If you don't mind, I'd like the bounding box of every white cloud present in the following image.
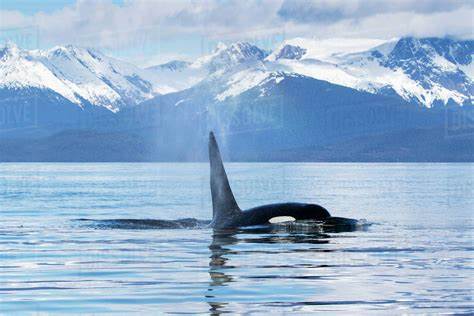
[0,10,30,29]
[278,0,473,22]
[280,7,474,40]
[0,0,472,66]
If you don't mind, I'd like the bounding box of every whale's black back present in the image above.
[235,203,331,227]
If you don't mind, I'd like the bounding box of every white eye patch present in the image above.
[269,216,296,224]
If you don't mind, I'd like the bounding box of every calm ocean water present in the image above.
[0,163,472,314]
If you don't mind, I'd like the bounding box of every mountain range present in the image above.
[0,36,472,161]
[146,37,473,107]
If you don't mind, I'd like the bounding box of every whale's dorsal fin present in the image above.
[209,132,241,227]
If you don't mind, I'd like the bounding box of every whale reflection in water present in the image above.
[75,212,368,315]
[205,222,366,315]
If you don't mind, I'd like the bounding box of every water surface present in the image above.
[0,163,472,314]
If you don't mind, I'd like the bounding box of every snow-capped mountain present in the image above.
[267,37,473,107]
[148,36,472,108]
[134,62,453,161]
[148,60,191,72]
[145,42,269,94]
[194,41,268,72]
[2,36,471,115]
[1,37,472,161]
[267,44,307,61]
[377,37,473,106]
[0,42,160,112]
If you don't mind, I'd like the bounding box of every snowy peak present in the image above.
[386,37,473,66]
[279,37,388,62]
[166,36,472,108]
[215,42,268,63]
[145,42,269,93]
[145,42,270,94]
[150,60,191,72]
[45,45,109,69]
[196,41,268,72]
[268,44,307,61]
[0,43,161,112]
[370,37,473,106]
[0,42,21,60]
[387,37,424,62]
[365,36,474,73]
[1,36,472,115]
[265,36,473,107]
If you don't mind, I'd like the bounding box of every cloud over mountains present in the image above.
[1,0,472,55]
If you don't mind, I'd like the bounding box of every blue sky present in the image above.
[0,0,124,15]
[0,0,472,67]
[0,0,74,15]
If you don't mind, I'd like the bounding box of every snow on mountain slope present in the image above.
[266,37,473,107]
[41,46,157,107]
[146,42,269,94]
[337,51,467,106]
[145,60,207,94]
[0,43,160,112]
[275,58,360,88]
[268,37,388,63]
[215,69,288,101]
[0,43,82,104]
[176,39,385,104]
[182,37,472,108]
[2,37,471,114]
[148,60,191,72]
[338,37,473,106]
[194,41,268,72]
[266,44,307,61]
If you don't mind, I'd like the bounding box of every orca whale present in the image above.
[209,132,357,229]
